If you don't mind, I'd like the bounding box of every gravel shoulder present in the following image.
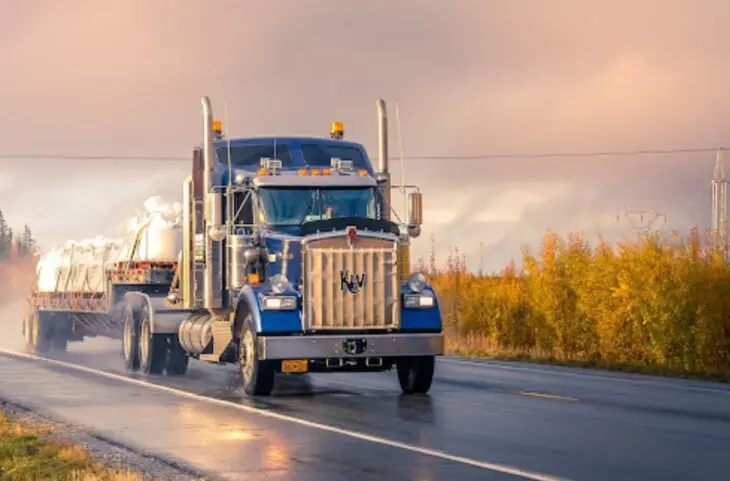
[0,399,220,481]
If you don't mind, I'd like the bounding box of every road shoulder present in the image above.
[0,399,215,481]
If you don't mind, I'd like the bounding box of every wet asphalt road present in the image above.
[1,340,730,481]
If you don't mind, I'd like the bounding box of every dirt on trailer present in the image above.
[0,256,36,350]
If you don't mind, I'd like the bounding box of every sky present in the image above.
[1,0,729,272]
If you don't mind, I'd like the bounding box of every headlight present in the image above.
[407,272,427,293]
[269,274,290,294]
[262,296,297,310]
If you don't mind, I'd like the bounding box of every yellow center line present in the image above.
[517,391,579,402]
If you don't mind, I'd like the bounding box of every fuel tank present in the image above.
[177,312,214,354]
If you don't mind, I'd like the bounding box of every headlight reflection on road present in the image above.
[176,402,292,471]
[262,437,290,470]
[177,403,257,443]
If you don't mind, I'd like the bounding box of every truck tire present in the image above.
[138,306,167,375]
[397,356,435,394]
[51,333,68,352]
[49,314,69,352]
[27,311,51,355]
[165,337,189,376]
[23,313,35,353]
[122,304,140,372]
[238,315,275,396]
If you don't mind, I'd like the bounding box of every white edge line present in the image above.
[439,358,730,394]
[0,347,569,481]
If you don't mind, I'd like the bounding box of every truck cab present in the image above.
[123,98,443,397]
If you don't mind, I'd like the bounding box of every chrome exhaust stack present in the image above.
[376,99,391,221]
[201,96,223,309]
[201,97,215,199]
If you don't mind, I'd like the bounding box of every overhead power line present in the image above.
[0,154,188,162]
[0,145,727,162]
[417,146,728,160]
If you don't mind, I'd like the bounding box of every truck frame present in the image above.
[23,97,444,396]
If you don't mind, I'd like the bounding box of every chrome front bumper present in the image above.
[257,333,444,360]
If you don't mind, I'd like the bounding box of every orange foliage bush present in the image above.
[420,228,730,378]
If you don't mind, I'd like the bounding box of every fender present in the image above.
[398,283,444,332]
[234,285,302,335]
[233,285,263,335]
[123,291,190,335]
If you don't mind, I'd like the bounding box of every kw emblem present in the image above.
[340,270,366,293]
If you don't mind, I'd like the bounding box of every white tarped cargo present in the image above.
[36,238,123,293]
[118,196,183,263]
[35,195,183,293]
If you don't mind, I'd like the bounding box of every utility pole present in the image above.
[711,149,728,259]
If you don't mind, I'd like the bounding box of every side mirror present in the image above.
[407,192,423,238]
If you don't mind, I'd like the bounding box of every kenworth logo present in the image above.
[340,270,366,294]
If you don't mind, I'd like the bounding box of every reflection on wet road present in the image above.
[2,340,730,481]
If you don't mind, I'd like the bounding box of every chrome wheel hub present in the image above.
[24,317,34,345]
[241,330,255,381]
[31,316,39,345]
[123,318,132,359]
[139,321,149,365]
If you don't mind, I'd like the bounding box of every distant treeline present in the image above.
[0,208,36,260]
[420,228,730,381]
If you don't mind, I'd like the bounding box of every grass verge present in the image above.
[0,409,145,481]
[446,334,730,383]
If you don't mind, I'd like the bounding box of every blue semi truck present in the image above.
[26,97,444,396]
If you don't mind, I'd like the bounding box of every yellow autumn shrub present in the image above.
[423,227,730,378]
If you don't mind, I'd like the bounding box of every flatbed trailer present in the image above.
[22,260,178,356]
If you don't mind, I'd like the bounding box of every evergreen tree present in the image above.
[6,227,13,259]
[0,211,35,259]
[0,210,7,260]
[20,225,35,256]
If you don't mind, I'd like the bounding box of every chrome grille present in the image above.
[302,235,399,330]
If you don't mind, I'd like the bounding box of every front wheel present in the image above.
[238,316,275,396]
[397,356,435,394]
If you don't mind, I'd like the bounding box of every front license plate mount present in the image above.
[281,359,309,373]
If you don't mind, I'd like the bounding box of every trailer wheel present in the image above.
[238,316,275,396]
[23,313,35,353]
[27,311,51,355]
[397,356,435,394]
[122,304,140,372]
[51,333,68,352]
[138,306,167,375]
[48,313,69,352]
[165,336,189,376]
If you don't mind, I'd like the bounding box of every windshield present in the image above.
[257,187,377,226]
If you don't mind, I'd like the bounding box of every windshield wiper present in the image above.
[296,194,319,226]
